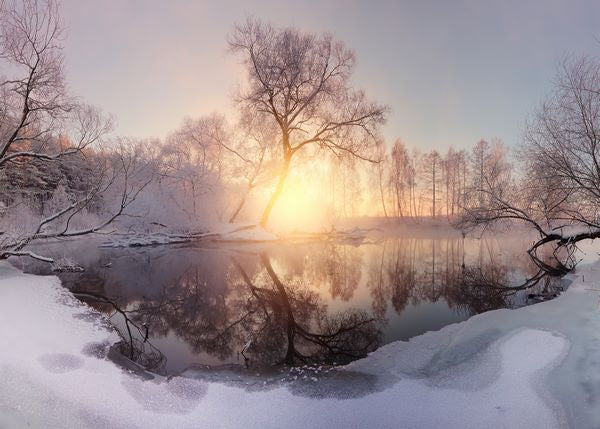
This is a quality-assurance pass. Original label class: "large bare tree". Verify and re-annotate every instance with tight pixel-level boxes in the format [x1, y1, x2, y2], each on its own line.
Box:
[0, 0, 150, 262]
[229, 18, 388, 227]
[0, 0, 81, 165]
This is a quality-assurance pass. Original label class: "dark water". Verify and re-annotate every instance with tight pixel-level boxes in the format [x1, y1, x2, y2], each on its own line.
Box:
[16, 229, 567, 375]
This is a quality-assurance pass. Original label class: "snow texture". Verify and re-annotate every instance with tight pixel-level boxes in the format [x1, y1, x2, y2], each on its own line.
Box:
[99, 224, 279, 248]
[2, 259, 600, 428]
[98, 224, 376, 249]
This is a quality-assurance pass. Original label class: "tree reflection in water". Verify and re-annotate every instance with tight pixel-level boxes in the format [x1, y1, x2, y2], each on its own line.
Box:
[72, 249, 382, 373]
[72, 290, 167, 374]
[366, 236, 563, 319]
[39, 234, 566, 375]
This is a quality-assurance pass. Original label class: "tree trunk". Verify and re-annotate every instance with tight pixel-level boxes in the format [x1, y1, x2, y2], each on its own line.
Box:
[260, 153, 292, 228]
[378, 163, 388, 219]
[229, 184, 252, 223]
[261, 253, 297, 364]
[410, 179, 416, 218]
[396, 186, 404, 219]
[432, 161, 436, 218]
[445, 167, 449, 219]
[450, 177, 454, 217]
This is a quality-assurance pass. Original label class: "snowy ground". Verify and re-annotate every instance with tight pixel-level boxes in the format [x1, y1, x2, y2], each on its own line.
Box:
[1, 259, 600, 428]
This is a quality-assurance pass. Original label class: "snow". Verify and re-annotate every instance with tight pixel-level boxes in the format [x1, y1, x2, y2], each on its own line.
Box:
[96, 224, 376, 248]
[99, 224, 279, 248]
[282, 226, 375, 244]
[2, 259, 600, 428]
[215, 224, 279, 242]
[99, 232, 204, 248]
[543, 224, 600, 239]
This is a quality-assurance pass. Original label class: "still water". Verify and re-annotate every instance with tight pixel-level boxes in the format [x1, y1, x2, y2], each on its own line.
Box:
[17, 228, 570, 375]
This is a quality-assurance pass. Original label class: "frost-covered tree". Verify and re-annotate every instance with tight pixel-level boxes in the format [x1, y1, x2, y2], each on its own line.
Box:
[457, 56, 600, 272]
[159, 115, 226, 223]
[422, 150, 442, 218]
[229, 18, 388, 227]
[0, 1, 109, 167]
[0, 0, 150, 262]
[466, 139, 511, 210]
[388, 139, 412, 218]
[225, 111, 281, 223]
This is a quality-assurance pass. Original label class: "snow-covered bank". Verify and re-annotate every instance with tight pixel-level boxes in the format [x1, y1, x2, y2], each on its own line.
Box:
[1, 261, 599, 428]
[97, 224, 375, 248]
[99, 224, 280, 248]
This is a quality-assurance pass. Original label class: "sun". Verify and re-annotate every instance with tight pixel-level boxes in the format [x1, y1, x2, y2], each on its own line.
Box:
[268, 164, 333, 232]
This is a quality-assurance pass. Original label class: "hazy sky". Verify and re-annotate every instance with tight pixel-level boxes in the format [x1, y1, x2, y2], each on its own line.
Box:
[61, 0, 600, 151]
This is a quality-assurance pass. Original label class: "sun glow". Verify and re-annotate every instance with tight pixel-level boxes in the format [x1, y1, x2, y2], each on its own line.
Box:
[268, 168, 334, 232]
[256, 158, 380, 232]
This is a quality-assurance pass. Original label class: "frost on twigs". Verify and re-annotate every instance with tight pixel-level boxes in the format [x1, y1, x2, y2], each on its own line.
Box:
[51, 257, 84, 273]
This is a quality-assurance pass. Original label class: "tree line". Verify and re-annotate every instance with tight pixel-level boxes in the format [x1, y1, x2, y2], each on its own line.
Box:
[375, 137, 510, 219]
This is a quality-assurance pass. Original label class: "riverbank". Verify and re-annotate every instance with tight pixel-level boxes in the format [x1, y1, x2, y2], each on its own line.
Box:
[1, 259, 599, 428]
[97, 223, 380, 249]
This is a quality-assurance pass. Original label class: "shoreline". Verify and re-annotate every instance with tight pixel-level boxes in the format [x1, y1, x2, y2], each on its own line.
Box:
[2, 257, 598, 427]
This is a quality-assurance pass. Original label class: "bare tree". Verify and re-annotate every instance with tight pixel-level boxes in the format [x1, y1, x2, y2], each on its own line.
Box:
[164, 112, 281, 224]
[229, 18, 388, 227]
[159, 114, 227, 221]
[408, 148, 421, 217]
[457, 56, 600, 272]
[0, 0, 150, 262]
[224, 112, 280, 223]
[0, 142, 153, 262]
[465, 139, 510, 210]
[388, 139, 412, 219]
[0, 0, 94, 166]
[422, 150, 441, 218]
[374, 140, 389, 219]
[454, 149, 468, 216]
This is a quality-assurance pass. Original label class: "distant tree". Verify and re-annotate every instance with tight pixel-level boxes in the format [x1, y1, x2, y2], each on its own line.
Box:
[455, 149, 468, 215]
[408, 149, 421, 217]
[375, 140, 389, 219]
[422, 150, 442, 218]
[440, 147, 468, 218]
[160, 115, 227, 220]
[467, 138, 510, 210]
[389, 139, 412, 219]
[229, 18, 388, 227]
[469, 139, 489, 208]
[167, 112, 282, 224]
[442, 148, 454, 217]
[329, 155, 364, 219]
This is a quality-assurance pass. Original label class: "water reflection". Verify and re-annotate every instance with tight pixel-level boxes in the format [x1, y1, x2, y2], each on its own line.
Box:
[18, 232, 565, 374]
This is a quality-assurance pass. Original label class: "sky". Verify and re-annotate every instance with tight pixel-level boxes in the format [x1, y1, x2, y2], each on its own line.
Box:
[61, 0, 600, 151]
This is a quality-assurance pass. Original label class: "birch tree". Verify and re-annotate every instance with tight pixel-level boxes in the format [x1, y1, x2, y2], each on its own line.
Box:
[389, 139, 411, 219]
